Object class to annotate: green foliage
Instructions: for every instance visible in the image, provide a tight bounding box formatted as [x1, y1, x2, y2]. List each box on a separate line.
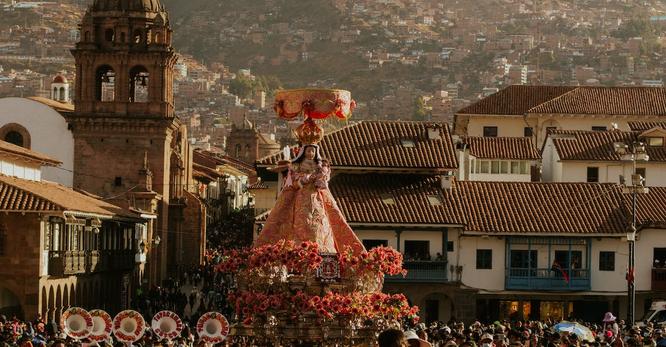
[413, 96, 429, 121]
[612, 18, 655, 40]
[229, 74, 283, 100]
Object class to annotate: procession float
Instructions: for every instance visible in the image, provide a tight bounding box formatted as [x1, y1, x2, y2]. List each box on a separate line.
[218, 89, 420, 346]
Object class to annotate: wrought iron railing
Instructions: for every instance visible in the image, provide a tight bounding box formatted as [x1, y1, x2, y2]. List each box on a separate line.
[506, 267, 590, 290]
[386, 261, 448, 283]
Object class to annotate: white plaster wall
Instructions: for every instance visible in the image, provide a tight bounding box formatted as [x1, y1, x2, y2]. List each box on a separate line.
[465, 117, 531, 138]
[458, 236, 506, 291]
[0, 97, 74, 187]
[557, 162, 666, 186]
[590, 237, 628, 293]
[636, 229, 666, 291]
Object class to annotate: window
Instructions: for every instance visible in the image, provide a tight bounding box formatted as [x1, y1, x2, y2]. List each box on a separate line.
[96, 65, 116, 101]
[479, 161, 490, 174]
[555, 250, 582, 269]
[648, 137, 664, 147]
[510, 250, 537, 269]
[380, 193, 395, 205]
[592, 126, 607, 132]
[636, 168, 646, 180]
[427, 195, 442, 206]
[483, 126, 498, 137]
[114, 176, 123, 187]
[500, 161, 509, 174]
[104, 28, 115, 42]
[654, 248, 666, 268]
[476, 249, 492, 269]
[511, 161, 520, 174]
[362, 239, 387, 250]
[524, 127, 533, 137]
[404, 240, 430, 260]
[4, 131, 24, 147]
[599, 251, 615, 271]
[401, 139, 416, 148]
[491, 161, 500, 174]
[586, 167, 599, 183]
[129, 65, 149, 102]
[447, 241, 454, 252]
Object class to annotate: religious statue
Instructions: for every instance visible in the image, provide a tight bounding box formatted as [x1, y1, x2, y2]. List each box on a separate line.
[254, 117, 365, 256]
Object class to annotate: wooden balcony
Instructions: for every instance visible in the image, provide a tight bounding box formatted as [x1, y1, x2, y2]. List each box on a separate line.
[386, 261, 448, 283]
[652, 268, 666, 291]
[48, 250, 135, 276]
[506, 268, 590, 291]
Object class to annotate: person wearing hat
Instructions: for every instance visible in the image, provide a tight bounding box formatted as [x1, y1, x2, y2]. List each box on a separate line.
[480, 332, 494, 347]
[604, 312, 620, 339]
[404, 330, 433, 347]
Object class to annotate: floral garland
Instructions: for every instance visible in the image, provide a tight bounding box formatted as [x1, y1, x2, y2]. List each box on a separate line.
[217, 240, 419, 326]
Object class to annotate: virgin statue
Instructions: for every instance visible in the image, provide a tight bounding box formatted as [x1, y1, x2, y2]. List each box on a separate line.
[254, 119, 365, 256]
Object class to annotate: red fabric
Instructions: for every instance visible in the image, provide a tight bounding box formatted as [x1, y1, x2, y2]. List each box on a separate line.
[552, 261, 570, 283]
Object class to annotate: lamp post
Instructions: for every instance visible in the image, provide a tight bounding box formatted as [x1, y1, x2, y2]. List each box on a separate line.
[614, 141, 649, 326]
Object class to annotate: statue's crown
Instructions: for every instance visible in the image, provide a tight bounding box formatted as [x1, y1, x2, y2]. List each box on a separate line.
[295, 118, 324, 145]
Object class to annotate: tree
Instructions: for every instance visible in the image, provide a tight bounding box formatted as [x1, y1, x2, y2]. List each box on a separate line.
[229, 75, 254, 100]
[413, 96, 429, 121]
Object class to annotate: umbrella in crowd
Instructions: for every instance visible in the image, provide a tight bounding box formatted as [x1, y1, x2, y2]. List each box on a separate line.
[553, 321, 595, 342]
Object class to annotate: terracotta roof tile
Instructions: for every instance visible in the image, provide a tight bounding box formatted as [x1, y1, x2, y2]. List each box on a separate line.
[0, 175, 133, 217]
[551, 130, 666, 162]
[462, 136, 541, 160]
[633, 187, 666, 227]
[247, 181, 268, 189]
[457, 181, 627, 234]
[456, 85, 576, 115]
[529, 87, 666, 115]
[0, 140, 61, 166]
[330, 174, 464, 225]
[27, 96, 74, 113]
[628, 121, 666, 131]
[258, 121, 458, 170]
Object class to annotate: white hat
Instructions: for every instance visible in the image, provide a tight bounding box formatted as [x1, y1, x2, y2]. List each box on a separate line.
[603, 312, 617, 323]
[481, 333, 494, 342]
[405, 330, 420, 340]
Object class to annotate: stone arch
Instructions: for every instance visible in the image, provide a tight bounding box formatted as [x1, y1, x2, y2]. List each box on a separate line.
[59, 87, 65, 101]
[129, 65, 149, 103]
[55, 285, 62, 322]
[0, 123, 31, 148]
[84, 31, 90, 42]
[154, 31, 162, 44]
[63, 284, 69, 309]
[69, 284, 76, 308]
[0, 287, 23, 319]
[41, 286, 48, 318]
[47, 285, 55, 321]
[53, 87, 58, 99]
[95, 65, 116, 102]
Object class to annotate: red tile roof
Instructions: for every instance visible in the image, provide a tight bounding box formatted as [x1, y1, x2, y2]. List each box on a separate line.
[456, 85, 576, 115]
[633, 187, 666, 228]
[330, 174, 465, 225]
[247, 181, 268, 189]
[551, 130, 666, 162]
[457, 181, 627, 234]
[0, 174, 134, 217]
[628, 121, 666, 131]
[529, 87, 666, 115]
[462, 136, 541, 160]
[194, 150, 255, 176]
[258, 121, 458, 170]
[457, 86, 666, 117]
[0, 140, 61, 166]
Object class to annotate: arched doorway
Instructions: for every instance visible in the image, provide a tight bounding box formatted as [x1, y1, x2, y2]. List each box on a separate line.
[0, 287, 23, 319]
[422, 292, 454, 324]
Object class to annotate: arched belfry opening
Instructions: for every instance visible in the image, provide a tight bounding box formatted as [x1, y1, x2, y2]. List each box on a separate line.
[129, 66, 149, 102]
[96, 65, 116, 102]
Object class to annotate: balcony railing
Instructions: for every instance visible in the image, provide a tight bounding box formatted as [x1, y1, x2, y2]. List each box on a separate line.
[652, 268, 666, 291]
[386, 261, 448, 283]
[48, 250, 135, 276]
[506, 268, 590, 291]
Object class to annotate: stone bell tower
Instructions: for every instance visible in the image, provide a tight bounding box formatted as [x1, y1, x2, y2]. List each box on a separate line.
[68, 0, 184, 283]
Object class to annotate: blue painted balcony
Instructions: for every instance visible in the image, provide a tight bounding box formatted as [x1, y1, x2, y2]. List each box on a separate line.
[506, 268, 590, 291]
[386, 261, 448, 283]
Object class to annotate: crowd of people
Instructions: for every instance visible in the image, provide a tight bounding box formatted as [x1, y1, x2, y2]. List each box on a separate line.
[381, 312, 664, 347]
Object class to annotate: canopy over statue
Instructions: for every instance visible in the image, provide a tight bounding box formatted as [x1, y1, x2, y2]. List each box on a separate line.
[254, 89, 364, 255]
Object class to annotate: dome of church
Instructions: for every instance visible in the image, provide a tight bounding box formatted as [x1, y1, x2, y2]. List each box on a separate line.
[92, 0, 163, 12]
[52, 75, 68, 84]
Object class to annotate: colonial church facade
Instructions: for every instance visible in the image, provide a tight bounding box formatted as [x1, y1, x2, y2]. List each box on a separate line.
[67, 0, 205, 284]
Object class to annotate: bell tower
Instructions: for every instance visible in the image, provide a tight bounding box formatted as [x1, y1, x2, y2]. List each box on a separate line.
[68, 0, 183, 283]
